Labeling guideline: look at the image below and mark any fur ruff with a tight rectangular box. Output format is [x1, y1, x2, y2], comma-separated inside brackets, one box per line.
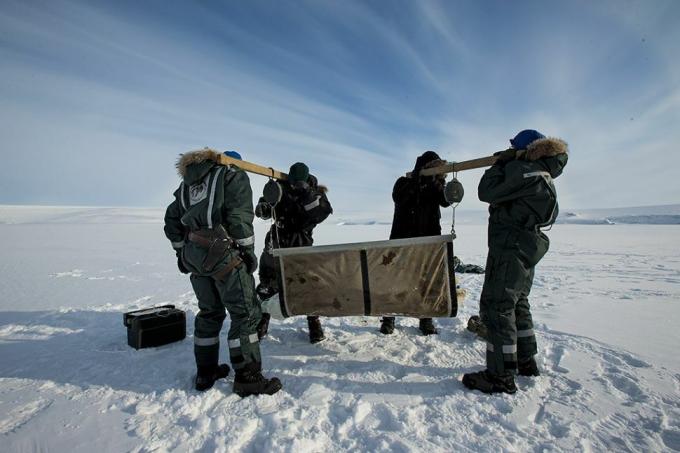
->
[176, 148, 222, 177]
[525, 137, 568, 161]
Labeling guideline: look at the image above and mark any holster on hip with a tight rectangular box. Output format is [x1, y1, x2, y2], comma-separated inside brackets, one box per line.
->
[188, 225, 235, 273]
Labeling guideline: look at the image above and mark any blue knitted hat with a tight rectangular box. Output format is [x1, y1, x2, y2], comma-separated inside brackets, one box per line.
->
[510, 130, 545, 150]
[224, 150, 242, 160]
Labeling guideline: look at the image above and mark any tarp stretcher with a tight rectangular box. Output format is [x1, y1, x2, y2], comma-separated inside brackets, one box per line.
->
[271, 235, 459, 318]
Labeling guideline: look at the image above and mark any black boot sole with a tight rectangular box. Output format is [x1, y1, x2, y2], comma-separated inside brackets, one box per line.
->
[462, 372, 517, 394]
[233, 378, 282, 397]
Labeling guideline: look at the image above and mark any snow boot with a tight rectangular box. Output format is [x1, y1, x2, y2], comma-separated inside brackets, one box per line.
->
[233, 363, 282, 397]
[419, 318, 438, 336]
[257, 313, 271, 340]
[518, 357, 540, 377]
[256, 283, 278, 301]
[195, 364, 231, 391]
[462, 370, 517, 395]
[466, 315, 488, 341]
[380, 317, 395, 335]
[307, 316, 325, 343]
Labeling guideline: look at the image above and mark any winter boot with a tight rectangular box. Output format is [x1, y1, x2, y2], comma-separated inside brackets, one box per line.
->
[518, 357, 540, 377]
[380, 317, 395, 335]
[195, 364, 231, 391]
[419, 318, 438, 336]
[257, 313, 271, 340]
[466, 315, 488, 341]
[233, 363, 282, 397]
[307, 316, 325, 343]
[255, 283, 278, 301]
[462, 370, 517, 395]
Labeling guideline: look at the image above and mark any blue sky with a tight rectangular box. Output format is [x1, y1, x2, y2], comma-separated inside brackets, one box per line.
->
[1, 0, 679, 215]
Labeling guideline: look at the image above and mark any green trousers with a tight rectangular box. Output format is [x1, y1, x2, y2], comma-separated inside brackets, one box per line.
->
[190, 265, 262, 370]
[480, 226, 549, 375]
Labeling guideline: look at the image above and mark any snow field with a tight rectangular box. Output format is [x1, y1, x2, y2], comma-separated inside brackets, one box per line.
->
[1, 211, 679, 452]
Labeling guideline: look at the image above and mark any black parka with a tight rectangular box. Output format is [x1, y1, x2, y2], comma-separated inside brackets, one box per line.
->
[390, 151, 451, 240]
[258, 174, 333, 248]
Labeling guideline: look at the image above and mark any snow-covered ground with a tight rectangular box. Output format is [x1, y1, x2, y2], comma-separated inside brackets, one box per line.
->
[1, 206, 679, 452]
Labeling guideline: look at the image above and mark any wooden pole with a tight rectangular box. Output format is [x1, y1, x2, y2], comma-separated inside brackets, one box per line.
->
[218, 154, 289, 180]
[405, 154, 501, 177]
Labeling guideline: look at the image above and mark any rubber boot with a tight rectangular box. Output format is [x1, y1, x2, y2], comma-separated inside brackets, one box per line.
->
[233, 363, 282, 397]
[195, 364, 231, 391]
[419, 318, 438, 336]
[467, 315, 488, 341]
[462, 369, 517, 394]
[257, 313, 271, 340]
[380, 317, 395, 335]
[307, 316, 325, 343]
[518, 357, 540, 377]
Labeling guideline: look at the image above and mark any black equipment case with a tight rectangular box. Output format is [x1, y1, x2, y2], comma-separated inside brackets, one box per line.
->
[123, 305, 186, 349]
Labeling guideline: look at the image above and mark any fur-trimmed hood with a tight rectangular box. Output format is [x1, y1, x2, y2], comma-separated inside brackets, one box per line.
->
[176, 148, 222, 178]
[523, 137, 569, 178]
[524, 137, 568, 161]
[305, 174, 329, 193]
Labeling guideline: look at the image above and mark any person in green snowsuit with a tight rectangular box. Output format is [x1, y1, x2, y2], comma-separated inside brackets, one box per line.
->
[164, 149, 281, 396]
[463, 130, 568, 394]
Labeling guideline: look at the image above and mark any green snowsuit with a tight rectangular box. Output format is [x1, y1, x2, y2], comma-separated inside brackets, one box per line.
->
[478, 138, 568, 375]
[164, 149, 261, 371]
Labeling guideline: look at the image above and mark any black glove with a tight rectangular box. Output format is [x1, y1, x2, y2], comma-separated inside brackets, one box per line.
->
[494, 148, 517, 165]
[241, 248, 258, 274]
[176, 249, 189, 274]
[434, 174, 446, 190]
[293, 180, 310, 193]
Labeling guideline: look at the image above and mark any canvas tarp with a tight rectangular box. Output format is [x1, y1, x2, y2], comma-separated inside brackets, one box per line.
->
[273, 235, 458, 318]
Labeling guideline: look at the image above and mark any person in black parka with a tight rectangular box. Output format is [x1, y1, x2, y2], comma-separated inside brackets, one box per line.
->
[381, 151, 452, 335]
[254, 162, 333, 344]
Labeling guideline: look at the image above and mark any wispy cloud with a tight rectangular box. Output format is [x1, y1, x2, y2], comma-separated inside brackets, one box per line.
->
[0, 0, 678, 213]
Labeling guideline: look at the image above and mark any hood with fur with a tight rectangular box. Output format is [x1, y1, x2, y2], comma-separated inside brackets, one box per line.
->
[176, 148, 222, 178]
[413, 151, 442, 172]
[525, 137, 568, 161]
[285, 174, 329, 193]
[523, 137, 569, 178]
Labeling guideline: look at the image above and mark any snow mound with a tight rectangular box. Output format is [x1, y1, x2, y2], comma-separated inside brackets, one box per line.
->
[0, 205, 164, 225]
[558, 204, 680, 225]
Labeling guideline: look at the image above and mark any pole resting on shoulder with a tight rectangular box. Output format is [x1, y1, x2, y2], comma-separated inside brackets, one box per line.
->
[406, 154, 499, 178]
[218, 154, 289, 181]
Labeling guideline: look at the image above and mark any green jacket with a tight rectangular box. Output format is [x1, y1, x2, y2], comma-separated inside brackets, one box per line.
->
[164, 149, 255, 275]
[479, 137, 568, 264]
[479, 137, 568, 230]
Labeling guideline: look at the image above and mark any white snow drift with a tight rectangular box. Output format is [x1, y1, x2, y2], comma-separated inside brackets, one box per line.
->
[0, 206, 679, 452]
